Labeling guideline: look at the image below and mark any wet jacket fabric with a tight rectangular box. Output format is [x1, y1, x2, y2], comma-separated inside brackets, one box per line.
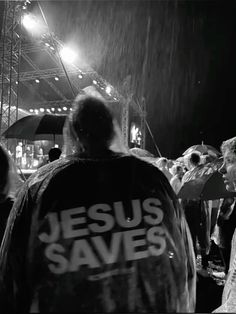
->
[0, 196, 14, 244]
[0, 153, 196, 312]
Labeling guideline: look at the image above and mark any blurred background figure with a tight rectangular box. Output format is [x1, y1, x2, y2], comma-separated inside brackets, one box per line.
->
[170, 164, 184, 195]
[182, 152, 210, 275]
[155, 157, 173, 181]
[38, 147, 62, 168]
[15, 142, 22, 168]
[215, 197, 236, 275]
[48, 147, 62, 162]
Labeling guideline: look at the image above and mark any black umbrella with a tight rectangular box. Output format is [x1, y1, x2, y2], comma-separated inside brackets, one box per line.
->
[2, 114, 67, 141]
[178, 159, 236, 200]
[183, 143, 220, 157]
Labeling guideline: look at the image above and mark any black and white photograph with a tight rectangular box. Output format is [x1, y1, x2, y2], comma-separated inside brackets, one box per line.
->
[0, 0, 236, 312]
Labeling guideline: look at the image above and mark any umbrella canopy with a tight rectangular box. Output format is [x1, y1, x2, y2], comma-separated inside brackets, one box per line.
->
[183, 143, 220, 156]
[2, 114, 67, 141]
[178, 159, 236, 200]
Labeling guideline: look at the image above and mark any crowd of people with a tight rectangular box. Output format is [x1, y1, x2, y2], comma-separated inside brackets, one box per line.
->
[0, 94, 235, 312]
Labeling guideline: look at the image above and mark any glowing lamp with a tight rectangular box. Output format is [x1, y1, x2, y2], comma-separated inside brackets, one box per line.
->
[59, 46, 77, 64]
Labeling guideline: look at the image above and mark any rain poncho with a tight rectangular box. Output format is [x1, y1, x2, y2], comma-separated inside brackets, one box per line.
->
[0, 152, 196, 312]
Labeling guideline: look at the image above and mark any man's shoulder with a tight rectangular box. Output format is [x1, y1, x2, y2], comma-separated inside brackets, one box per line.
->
[28, 158, 71, 188]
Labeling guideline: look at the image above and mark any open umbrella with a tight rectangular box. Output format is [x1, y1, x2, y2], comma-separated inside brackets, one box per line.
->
[2, 114, 67, 141]
[178, 159, 236, 200]
[183, 143, 220, 156]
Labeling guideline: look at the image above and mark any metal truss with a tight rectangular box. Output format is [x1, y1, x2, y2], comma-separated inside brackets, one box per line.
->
[0, 2, 144, 148]
[0, 1, 23, 138]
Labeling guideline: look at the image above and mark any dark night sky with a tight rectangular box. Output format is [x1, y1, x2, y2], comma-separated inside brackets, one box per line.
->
[1, 0, 236, 158]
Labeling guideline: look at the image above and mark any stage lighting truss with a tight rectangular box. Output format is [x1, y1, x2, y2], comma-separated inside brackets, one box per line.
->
[0, 1, 142, 148]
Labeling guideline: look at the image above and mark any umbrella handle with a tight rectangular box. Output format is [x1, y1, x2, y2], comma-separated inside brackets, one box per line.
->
[17, 165, 26, 182]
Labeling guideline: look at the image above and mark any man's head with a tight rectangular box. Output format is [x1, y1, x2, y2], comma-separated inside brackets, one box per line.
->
[48, 147, 62, 162]
[66, 95, 115, 155]
[219, 136, 236, 191]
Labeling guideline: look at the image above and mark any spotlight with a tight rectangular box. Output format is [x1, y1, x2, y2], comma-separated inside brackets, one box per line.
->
[51, 108, 55, 112]
[59, 46, 77, 64]
[22, 13, 46, 36]
[50, 46, 55, 51]
[78, 74, 83, 79]
[63, 107, 67, 111]
[54, 77, 59, 81]
[93, 80, 97, 85]
[40, 108, 45, 112]
[46, 109, 51, 113]
[29, 109, 34, 113]
[35, 79, 40, 83]
[45, 43, 50, 47]
[57, 108, 62, 112]
[15, 81, 18, 85]
[34, 109, 39, 114]
[70, 108, 72, 111]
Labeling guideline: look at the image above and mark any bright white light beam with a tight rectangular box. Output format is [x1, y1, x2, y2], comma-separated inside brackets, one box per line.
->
[59, 46, 77, 64]
[22, 14, 46, 36]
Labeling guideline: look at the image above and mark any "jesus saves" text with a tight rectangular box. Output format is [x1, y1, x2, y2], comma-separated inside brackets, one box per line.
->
[38, 198, 166, 274]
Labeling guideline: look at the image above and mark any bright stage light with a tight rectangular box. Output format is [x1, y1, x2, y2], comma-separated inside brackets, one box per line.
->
[57, 108, 62, 112]
[35, 79, 40, 83]
[105, 86, 112, 95]
[29, 109, 33, 113]
[34, 109, 39, 114]
[63, 107, 67, 111]
[93, 80, 97, 85]
[59, 46, 77, 64]
[78, 74, 83, 79]
[51, 108, 55, 112]
[54, 77, 59, 81]
[22, 13, 46, 36]
[40, 108, 45, 112]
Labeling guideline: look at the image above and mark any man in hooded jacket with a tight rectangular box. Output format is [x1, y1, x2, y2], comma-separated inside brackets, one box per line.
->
[0, 95, 196, 313]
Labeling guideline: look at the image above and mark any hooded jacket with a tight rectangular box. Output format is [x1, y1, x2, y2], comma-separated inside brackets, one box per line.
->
[0, 153, 196, 312]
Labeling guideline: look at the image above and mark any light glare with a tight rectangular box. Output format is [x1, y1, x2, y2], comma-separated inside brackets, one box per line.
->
[59, 46, 77, 64]
[22, 14, 46, 36]
[105, 86, 112, 95]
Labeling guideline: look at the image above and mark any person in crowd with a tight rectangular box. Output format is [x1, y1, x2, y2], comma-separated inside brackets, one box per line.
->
[25, 145, 32, 169]
[155, 157, 173, 181]
[215, 197, 236, 275]
[38, 147, 62, 168]
[170, 164, 184, 195]
[0, 95, 196, 313]
[48, 147, 62, 162]
[214, 136, 236, 312]
[0, 144, 15, 244]
[182, 152, 210, 276]
[15, 142, 22, 168]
